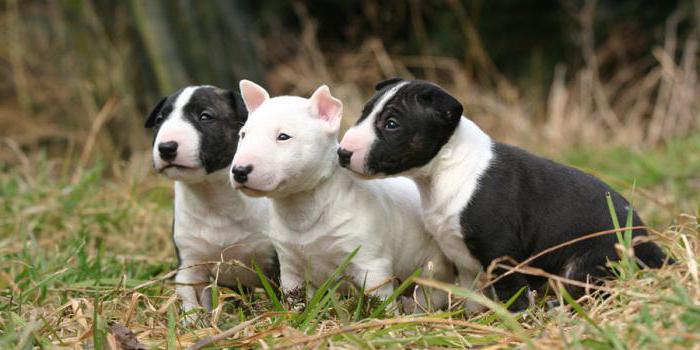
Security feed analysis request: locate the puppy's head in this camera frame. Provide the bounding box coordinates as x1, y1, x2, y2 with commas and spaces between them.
230, 80, 342, 198
338, 78, 462, 177
145, 86, 247, 182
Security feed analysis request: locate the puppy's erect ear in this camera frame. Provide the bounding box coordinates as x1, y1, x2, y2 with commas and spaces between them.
145, 97, 166, 128
309, 85, 343, 134
375, 77, 405, 91
239, 79, 270, 113
418, 84, 463, 126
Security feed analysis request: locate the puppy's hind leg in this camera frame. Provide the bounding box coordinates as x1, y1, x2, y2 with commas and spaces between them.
491, 271, 531, 312
635, 240, 674, 268
559, 252, 610, 302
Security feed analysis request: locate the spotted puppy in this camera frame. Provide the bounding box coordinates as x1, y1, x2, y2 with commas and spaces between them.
146, 86, 277, 317
230, 80, 456, 312
338, 78, 671, 311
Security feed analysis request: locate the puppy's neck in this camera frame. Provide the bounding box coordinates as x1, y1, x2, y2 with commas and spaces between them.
410, 118, 494, 198
271, 160, 348, 232
175, 169, 252, 219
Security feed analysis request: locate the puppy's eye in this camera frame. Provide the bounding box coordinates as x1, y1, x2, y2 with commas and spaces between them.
277, 133, 291, 141
199, 112, 213, 121
385, 118, 400, 130
240, 131, 246, 139
155, 115, 165, 125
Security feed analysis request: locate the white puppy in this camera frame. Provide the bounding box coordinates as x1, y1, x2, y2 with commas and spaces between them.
146, 86, 277, 317
229, 80, 455, 311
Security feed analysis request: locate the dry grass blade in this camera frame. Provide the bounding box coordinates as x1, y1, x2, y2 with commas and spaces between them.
73, 96, 120, 183
276, 316, 513, 349
480, 226, 649, 290
186, 312, 284, 350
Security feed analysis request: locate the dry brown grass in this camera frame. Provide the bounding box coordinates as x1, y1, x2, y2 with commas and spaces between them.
263, 0, 699, 151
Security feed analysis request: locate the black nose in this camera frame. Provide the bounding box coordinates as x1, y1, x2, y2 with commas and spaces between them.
158, 141, 178, 161
337, 148, 353, 168
231, 165, 253, 183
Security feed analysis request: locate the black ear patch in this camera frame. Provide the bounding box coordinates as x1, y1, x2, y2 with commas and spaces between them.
225, 90, 248, 125
418, 85, 463, 126
375, 77, 405, 91
145, 97, 166, 128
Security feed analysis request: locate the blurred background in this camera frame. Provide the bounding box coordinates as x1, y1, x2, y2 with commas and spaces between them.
0, 0, 698, 193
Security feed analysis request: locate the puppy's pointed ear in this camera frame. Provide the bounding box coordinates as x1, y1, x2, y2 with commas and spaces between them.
239, 79, 270, 113
375, 77, 405, 91
309, 85, 343, 134
418, 85, 463, 126
145, 97, 166, 128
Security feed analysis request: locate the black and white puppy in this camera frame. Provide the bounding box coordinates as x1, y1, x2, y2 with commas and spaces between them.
338, 78, 671, 311
146, 86, 277, 318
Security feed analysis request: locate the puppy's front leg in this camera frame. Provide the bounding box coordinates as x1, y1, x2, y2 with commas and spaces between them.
175, 262, 210, 323
356, 261, 397, 313
279, 256, 307, 311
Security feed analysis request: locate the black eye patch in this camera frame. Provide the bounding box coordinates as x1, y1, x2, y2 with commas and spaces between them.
176, 87, 249, 174
363, 80, 463, 175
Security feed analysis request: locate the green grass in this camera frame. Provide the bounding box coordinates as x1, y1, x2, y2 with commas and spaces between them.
0, 136, 698, 348
562, 133, 700, 224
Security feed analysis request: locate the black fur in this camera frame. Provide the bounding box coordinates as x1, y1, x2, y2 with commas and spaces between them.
145, 97, 167, 128
355, 78, 671, 311
374, 77, 405, 91
145, 86, 248, 173
360, 80, 462, 175
463, 143, 668, 310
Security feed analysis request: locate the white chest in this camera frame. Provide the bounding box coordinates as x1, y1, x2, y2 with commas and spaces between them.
172, 181, 275, 279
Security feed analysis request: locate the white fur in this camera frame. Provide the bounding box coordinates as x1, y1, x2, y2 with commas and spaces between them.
152, 86, 276, 317
232, 82, 454, 310
406, 119, 493, 294
172, 170, 274, 314
152, 87, 206, 182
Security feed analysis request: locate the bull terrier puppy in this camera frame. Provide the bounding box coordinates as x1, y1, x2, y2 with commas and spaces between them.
146, 86, 277, 319
230, 80, 455, 312
338, 78, 672, 311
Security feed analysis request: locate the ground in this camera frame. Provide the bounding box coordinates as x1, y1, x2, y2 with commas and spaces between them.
1, 134, 699, 349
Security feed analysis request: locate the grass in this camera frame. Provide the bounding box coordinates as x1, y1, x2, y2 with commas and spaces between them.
0, 135, 698, 349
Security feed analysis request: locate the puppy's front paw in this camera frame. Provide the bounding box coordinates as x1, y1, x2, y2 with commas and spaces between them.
284, 287, 307, 312
179, 304, 208, 328
461, 299, 487, 314
546, 299, 562, 310
180, 315, 196, 328
400, 296, 419, 314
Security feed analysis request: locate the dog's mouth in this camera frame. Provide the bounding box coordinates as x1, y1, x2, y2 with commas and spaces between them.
346, 167, 380, 179
232, 179, 284, 198
237, 185, 269, 197
158, 163, 197, 173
